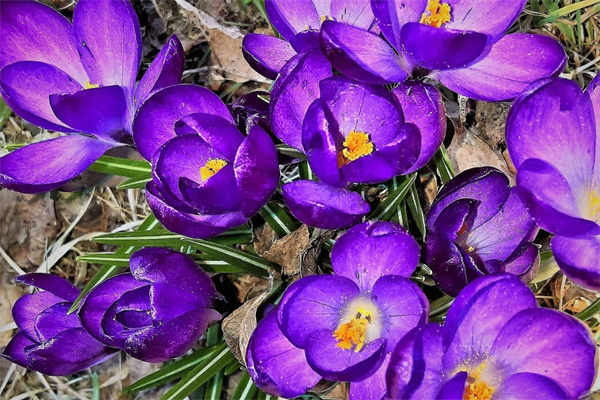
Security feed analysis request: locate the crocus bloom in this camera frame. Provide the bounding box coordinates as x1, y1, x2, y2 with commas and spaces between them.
506, 77, 600, 290
387, 274, 597, 400
3, 274, 117, 375
247, 221, 428, 399
425, 167, 539, 296
0, 0, 184, 193
320, 0, 567, 101
132, 84, 279, 239
78, 248, 221, 362
283, 76, 445, 229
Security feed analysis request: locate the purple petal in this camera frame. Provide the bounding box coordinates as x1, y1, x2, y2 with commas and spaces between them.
490, 308, 596, 398
320, 21, 409, 85
50, 85, 129, 139
124, 309, 219, 362
34, 303, 81, 342
392, 81, 446, 172
386, 323, 446, 400
12, 291, 65, 342
552, 235, 600, 291
349, 354, 389, 400
101, 286, 152, 347
516, 158, 600, 237
145, 181, 247, 239
401, 23, 488, 71
247, 311, 321, 398
442, 274, 537, 370
305, 330, 386, 381
445, 0, 527, 39
501, 242, 540, 282
73, 0, 141, 91
135, 35, 184, 108
133, 84, 233, 161
332, 221, 420, 291
371, 0, 427, 51
177, 113, 244, 161
242, 34, 297, 80
371, 276, 428, 351
427, 198, 478, 239
2, 332, 35, 369
15, 273, 79, 302
0, 135, 117, 194
289, 30, 321, 53
436, 33, 567, 101
282, 180, 370, 229
0, 0, 88, 82
233, 125, 280, 217
278, 274, 359, 348
0, 61, 81, 131
26, 327, 117, 376
436, 372, 467, 400
495, 373, 570, 400
151, 283, 216, 323
329, 0, 375, 29
179, 166, 241, 214
270, 49, 333, 150
265, 0, 322, 40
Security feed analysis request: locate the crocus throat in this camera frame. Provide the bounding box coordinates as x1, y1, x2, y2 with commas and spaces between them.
200, 159, 228, 181
333, 307, 372, 352
84, 81, 100, 89
339, 131, 374, 166
420, 0, 452, 28
459, 363, 495, 400
588, 190, 600, 218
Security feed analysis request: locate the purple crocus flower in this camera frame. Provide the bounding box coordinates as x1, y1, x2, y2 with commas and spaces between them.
2, 274, 117, 376
282, 76, 446, 229
132, 84, 279, 239
320, 0, 567, 101
387, 274, 597, 400
246, 221, 429, 399
78, 248, 221, 362
425, 167, 539, 296
0, 0, 184, 193
506, 77, 600, 290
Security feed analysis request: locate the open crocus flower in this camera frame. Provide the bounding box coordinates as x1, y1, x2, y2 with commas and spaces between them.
133, 84, 279, 239
283, 76, 446, 229
425, 167, 539, 296
0, 0, 184, 193
506, 77, 600, 290
320, 0, 567, 101
2, 274, 117, 376
387, 274, 598, 400
246, 221, 429, 399
78, 248, 221, 362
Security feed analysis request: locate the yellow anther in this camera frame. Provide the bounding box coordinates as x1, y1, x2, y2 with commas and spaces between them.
333, 318, 369, 352
340, 131, 374, 165
463, 381, 495, 400
84, 80, 100, 89
420, 0, 452, 28
320, 15, 333, 22
589, 190, 600, 217
200, 159, 228, 181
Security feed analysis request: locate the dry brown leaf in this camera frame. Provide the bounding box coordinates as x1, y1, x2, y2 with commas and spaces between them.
473, 101, 511, 149
263, 225, 311, 276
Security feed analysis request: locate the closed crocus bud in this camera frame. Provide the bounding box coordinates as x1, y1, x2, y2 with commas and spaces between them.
79, 248, 221, 362
2, 274, 118, 376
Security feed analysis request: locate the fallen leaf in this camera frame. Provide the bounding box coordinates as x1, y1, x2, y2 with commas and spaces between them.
263, 225, 311, 276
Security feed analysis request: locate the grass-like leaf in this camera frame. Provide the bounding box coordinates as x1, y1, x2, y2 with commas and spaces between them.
117, 174, 152, 189
87, 155, 151, 178
406, 182, 426, 237
368, 173, 416, 221
433, 145, 455, 184
260, 202, 299, 237
232, 371, 259, 400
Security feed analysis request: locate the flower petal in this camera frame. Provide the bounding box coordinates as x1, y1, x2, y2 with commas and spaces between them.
320, 21, 409, 85
435, 33, 566, 101
2, 332, 35, 369
177, 113, 244, 161
133, 84, 233, 161
242, 34, 296, 80
282, 180, 370, 229
34, 303, 82, 342
50, 85, 129, 140
401, 23, 488, 71
233, 125, 280, 217
265, 0, 322, 40
73, 0, 141, 91
371, 0, 427, 51
179, 166, 241, 214
490, 308, 597, 398
349, 354, 389, 400
332, 221, 420, 291
15, 273, 79, 303
0, 135, 117, 194
135, 35, 184, 107
494, 373, 571, 400
12, 291, 65, 342
552, 235, 600, 291
247, 311, 321, 398
392, 81, 446, 173
0, 61, 81, 131
0, 0, 88, 82
278, 275, 359, 348
435, 372, 467, 400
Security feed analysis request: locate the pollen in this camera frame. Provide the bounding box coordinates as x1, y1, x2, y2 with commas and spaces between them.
463, 381, 495, 400
420, 0, 452, 28
200, 158, 228, 181
84, 80, 100, 89
588, 190, 600, 217
340, 131, 374, 165
333, 308, 373, 352
320, 15, 334, 22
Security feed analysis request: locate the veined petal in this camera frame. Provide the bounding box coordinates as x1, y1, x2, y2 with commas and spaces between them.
15, 273, 80, 303
265, 0, 322, 40
552, 235, 600, 291
494, 373, 570, 400
242, 34, 296, 80
371, 0, 428, 51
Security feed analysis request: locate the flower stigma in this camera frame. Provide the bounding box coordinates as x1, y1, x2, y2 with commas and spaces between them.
458, 362, 496, 400
84, 81, 100, 89
420, 0, 452, 28
200, 159, 228, 181
333, 307, 372, 352
339, 131, 375, 166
